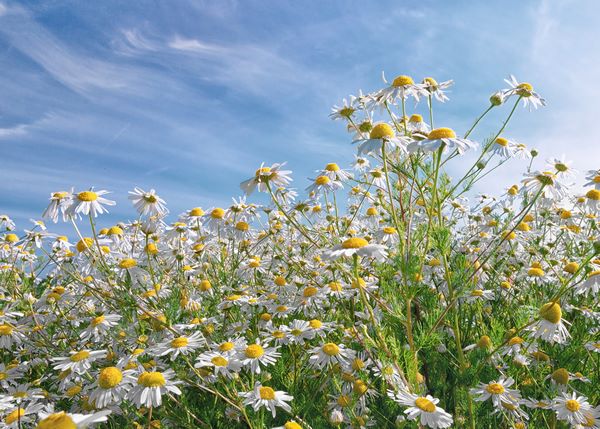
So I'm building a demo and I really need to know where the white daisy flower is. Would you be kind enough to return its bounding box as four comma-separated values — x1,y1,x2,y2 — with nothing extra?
239,382,293,418
530,302,571,344
153,331,205,360
237,339,280,374
67,189,115,218
422,77,453,103
584,169,600,190
408,127,477,155
88,366,136,408
128,369,182,408
195,351,243,379
309,342,355,369
552,392,593,426
240,163,293,196
470,376,521,408
322,237,387,262
388,390,453,428
42,190,73,223
52,350,107,375
128,187,169,217
35,410,111,428
503,75,546,110
79,314,121,341
305,175,343,197
353,123,409,156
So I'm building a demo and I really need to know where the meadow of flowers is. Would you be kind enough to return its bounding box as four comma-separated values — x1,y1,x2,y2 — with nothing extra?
1,73,599,429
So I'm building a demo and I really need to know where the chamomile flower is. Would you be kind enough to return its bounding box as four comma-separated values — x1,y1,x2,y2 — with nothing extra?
128,369,182,408
239,382,293,418
522,170,566,199
35,410,111,428
490,137,519,158
154,331,205,360
353,123,409,156
470,377,521,408
88,366,136,408
375,73,427,105
67,189,116,218
305,175,343,196
503,75,546,110
388,391,453,429
238,339,280,374
128,187,169,217
323,237,387,262
530,301,571,344
330,97,357,121
195,351,243,379
52,350,107,375
584,169,600,190
80,314,121,341
552,393,594,426
406,114,430,134
42,190,73,223
548,156,578,179
240,163,293,196
309,342,355,369
408,128,477,155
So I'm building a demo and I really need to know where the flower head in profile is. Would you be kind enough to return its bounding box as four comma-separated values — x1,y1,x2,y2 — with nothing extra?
240,163,293,195
353,122,409,156
422,77,453,103
503,75,546,110
323,237,387,262
530,301,570,344
42,190,73,223
408,127,477,155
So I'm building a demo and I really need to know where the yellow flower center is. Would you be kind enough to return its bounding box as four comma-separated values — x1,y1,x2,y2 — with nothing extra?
477,335,492,349
211,208,225,219
508,336,524,346
118,258,137,269
552,368,569,385
423,77,438,87
383,226,397,235
392,75,414,87
315,175,330,185
535,172,555,186
485,383,505,394
369,123,394,139
245,344,264,359
428,128,456,140
495,137,508,147
36,412,77,429
6,408,26,425
540,302,562,324
322,343,340,356
516,82,534,96
211,356,228,367
415,397,436,412
52,191,69,199
171,336,189,348
303,286,318,297
70,351,90,362
366,207,378,216
189,207,204,217
341,237,369,249
471,289,484,297
91,315,105,326
235,221,249,231
76,237,94,252
409,114,423,123
98,367,123,389
143,194,157,203
325,163,340,172
0,324,14,335
219,342,235,352
138,371,166,387
77,191,98,202
309,319,322,329
586,189,600,201
259,386,276,400
284,422,302,429
565,399,581,412
5,233,18,243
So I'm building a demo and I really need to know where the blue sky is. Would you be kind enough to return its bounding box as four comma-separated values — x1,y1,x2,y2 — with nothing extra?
1,0,599,231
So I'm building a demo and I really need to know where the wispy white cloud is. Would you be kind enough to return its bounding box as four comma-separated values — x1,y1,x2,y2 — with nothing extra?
0,123,28,138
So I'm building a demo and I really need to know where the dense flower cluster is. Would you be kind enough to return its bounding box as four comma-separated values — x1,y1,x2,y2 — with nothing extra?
0,73,598,428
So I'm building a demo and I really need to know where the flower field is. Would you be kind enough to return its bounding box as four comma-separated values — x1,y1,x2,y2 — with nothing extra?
1,74,599,428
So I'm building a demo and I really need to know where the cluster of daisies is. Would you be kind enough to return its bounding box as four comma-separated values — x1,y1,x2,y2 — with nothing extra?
0,73,598,428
